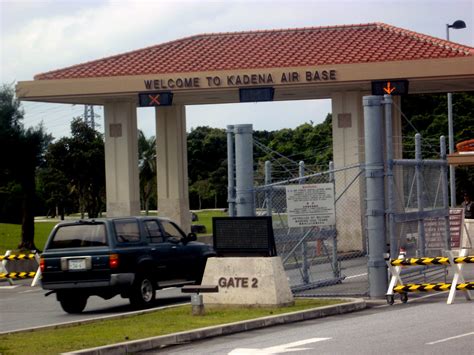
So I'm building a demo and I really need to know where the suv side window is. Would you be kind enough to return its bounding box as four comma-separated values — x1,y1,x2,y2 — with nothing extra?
144,220,164,243
161,220,186,239
114,219,140,243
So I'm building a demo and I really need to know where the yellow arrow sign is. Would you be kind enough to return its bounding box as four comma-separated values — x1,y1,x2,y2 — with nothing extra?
383,82,396,94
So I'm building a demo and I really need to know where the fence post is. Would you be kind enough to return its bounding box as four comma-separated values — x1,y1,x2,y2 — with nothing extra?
265,160,272,217
329,161,340,278
299,161,310,284
415,134,426,256
384,95,397,259
363,95,388,298
440,136,451,250
234,124,255,216
227,125,236,217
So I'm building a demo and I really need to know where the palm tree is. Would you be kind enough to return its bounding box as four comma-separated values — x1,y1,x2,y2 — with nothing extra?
138,130,157,215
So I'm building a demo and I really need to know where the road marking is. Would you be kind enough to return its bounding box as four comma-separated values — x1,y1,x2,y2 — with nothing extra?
426,331,474,345
228,337,331,354
0,285,19,289
345,273,367,279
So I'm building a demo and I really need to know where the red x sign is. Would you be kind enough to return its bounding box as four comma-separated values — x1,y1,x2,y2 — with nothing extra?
138,92,173,107
148,94,161,105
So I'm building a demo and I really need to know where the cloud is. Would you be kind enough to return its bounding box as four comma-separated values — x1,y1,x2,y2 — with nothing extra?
1,0,472,138
2,0,472,83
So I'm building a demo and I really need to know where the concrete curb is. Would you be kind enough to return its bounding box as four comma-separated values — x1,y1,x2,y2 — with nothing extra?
67,298,366,355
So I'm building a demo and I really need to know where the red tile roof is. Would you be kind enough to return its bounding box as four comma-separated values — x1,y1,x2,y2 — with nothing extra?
34,23,474,80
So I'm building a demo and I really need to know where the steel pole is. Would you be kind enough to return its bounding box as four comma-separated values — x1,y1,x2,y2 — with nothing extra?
226,125,236,217
440,136,451,250
329,161,340,278
415,134,426,256
234,124,255,216
446,26,456,207
384,95,397,259
447,92,456,207
299,161,309,284
265,160,272,217
363,95,388,298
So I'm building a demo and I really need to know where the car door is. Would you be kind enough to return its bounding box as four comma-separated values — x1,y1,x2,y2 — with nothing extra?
143,219,176,281
159,220,196,280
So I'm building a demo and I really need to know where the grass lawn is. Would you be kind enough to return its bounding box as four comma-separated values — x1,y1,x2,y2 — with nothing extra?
193,209,227,235
0,222,57,254
0,299,343,354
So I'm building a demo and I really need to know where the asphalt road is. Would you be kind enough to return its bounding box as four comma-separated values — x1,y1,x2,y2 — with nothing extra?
1,280,473,354
146,292,473,354
0,280,189,333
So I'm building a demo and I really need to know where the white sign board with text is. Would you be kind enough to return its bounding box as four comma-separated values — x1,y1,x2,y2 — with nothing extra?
285,183,335,228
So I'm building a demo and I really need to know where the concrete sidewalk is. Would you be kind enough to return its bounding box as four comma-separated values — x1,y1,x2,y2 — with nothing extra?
67,298,366,355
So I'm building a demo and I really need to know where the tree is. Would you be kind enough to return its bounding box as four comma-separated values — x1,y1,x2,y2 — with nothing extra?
37,166,70,219
401,92,474,202
17,125,52,249
138,130,157,214
40,118,105,219
190,179,214,210
187,127,228,209
0,84,52,250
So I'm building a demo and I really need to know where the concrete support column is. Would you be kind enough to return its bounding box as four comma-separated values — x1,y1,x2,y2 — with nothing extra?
104,100,140,217
331,91,366,252
155,105,190,233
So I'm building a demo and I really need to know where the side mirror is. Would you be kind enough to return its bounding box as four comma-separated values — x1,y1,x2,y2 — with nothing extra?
187,232,197,242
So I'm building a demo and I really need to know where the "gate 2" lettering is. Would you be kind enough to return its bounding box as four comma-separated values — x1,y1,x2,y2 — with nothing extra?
218,277,258,288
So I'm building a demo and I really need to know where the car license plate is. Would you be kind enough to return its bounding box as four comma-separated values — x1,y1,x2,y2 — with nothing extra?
68,259,86,270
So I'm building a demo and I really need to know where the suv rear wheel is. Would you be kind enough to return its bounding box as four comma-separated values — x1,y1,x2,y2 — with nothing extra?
130,274,155,308
58,292,88,314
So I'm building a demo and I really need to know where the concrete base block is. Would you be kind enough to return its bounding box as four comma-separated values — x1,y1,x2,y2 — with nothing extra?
202,257,294,307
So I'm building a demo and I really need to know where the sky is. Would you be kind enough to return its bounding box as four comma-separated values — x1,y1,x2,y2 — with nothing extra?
1,0,473,140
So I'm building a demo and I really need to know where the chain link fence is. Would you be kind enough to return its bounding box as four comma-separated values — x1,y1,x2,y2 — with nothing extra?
254,164,368,296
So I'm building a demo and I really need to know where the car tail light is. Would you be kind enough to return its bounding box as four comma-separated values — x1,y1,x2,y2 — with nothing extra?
109,254,119,269
40,257,45,272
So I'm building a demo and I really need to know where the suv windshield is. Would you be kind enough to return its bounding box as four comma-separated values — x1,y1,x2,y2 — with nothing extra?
49,224,107,249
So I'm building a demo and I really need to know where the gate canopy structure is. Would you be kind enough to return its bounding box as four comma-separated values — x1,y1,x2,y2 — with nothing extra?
16,23,474,233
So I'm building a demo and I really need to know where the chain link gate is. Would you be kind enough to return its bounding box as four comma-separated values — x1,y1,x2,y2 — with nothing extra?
254,163,368,296
387,134,451,284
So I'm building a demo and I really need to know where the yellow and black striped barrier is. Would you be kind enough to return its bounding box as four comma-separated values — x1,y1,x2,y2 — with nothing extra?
391,256,474,266
386,249,473,304
394,282,474,293
0,253,36,261
0,272,37,279
1,251,41,286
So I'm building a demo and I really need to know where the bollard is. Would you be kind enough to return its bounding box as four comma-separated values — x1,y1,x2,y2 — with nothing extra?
181,285,219,316
191,294,205,316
